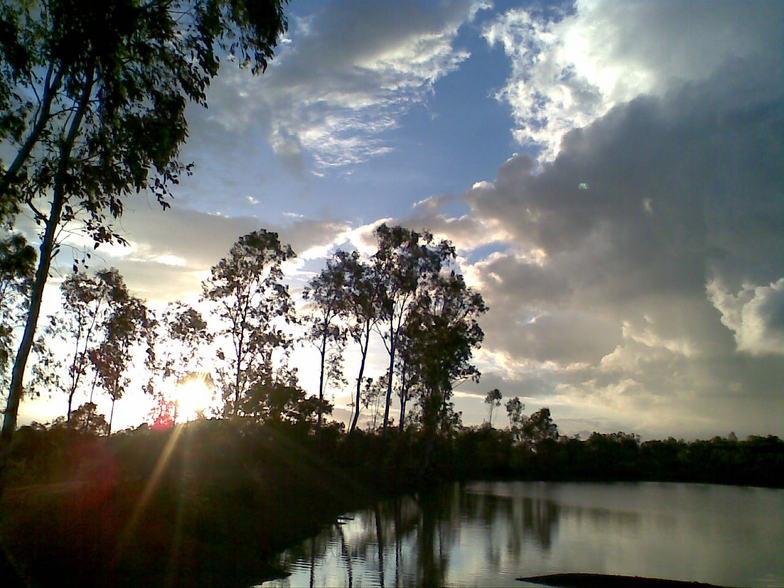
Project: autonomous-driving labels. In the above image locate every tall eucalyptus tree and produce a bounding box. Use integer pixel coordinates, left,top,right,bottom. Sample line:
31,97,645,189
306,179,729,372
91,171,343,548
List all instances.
302,253,348,430
202,229,295,416
0,0,288,453
405,271,486,461
42,268,128,421
88,292,154,433
371,224,455,431
335,250,379,433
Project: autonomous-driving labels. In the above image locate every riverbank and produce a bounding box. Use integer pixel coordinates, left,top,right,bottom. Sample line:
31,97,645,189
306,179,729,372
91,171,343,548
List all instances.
1,420,781,586
0,420,419,587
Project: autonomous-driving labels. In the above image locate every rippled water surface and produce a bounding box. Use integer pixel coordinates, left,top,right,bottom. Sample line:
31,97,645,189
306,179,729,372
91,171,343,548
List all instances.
260,481,784,587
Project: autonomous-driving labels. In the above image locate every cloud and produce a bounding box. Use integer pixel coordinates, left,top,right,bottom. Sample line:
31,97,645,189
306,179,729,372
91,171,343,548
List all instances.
201,0,490,170
485,0,784,160
79,204,350,302
708,278,784,356
433,11,784,436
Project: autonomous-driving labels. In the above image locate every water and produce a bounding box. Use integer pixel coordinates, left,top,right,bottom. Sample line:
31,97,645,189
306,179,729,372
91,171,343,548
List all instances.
260,481,784,587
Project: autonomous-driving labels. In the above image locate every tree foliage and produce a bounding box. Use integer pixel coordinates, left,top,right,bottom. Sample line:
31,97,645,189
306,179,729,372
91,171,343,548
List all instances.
484,388,502,427
371,224,455,431
202,229,295,415
404,271,486,440
0,234,35,384
521,407,559,449
147,301,211,415
505,396,524,441
332,250,380,433
0,0,289,453
302,253,348,430
88,285,154,433
41,268,130,421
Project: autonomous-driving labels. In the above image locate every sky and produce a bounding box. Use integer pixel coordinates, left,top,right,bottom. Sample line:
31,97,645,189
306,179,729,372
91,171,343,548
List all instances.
18,0,784,439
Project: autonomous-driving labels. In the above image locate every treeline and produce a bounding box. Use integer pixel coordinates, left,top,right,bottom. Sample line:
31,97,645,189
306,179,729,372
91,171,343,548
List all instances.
450,424,784,488
1,224,486,446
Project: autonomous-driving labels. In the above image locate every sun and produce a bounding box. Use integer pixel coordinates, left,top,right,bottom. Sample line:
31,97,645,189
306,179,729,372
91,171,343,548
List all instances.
173,374,214,422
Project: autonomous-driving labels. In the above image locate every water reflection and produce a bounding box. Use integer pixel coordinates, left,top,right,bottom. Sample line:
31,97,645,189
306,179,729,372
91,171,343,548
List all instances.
261,482,784,588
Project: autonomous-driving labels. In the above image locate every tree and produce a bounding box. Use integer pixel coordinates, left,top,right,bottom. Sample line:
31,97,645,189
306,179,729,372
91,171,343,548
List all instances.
41,268,127,421
1,0,288,458
521,407,559,449
334,251,379,433
51,401,109,435
88,290,154,433
505,396,524,441
239,375,331,430
371,224,455,431
0,234,35,386
202,229,295,415
484,388,502,428
392,322,419,432
302,254,348,430
405,271,486,452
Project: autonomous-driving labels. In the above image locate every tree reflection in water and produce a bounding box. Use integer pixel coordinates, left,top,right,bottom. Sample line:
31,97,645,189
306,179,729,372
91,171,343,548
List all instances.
260,481,782,588
266,482,566,587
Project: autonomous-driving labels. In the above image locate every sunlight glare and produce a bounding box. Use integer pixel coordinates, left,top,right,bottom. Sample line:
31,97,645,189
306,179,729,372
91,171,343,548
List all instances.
174,375,213,422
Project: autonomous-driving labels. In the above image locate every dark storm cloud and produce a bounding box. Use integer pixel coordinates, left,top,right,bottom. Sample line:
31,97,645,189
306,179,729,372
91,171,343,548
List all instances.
441,49,784,436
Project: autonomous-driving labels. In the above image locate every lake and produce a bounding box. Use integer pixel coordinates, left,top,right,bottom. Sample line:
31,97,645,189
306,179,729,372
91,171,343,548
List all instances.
260,481,784,588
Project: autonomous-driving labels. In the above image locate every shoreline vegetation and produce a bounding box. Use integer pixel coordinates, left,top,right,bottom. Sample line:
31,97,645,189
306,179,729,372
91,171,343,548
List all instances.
0,418,781,586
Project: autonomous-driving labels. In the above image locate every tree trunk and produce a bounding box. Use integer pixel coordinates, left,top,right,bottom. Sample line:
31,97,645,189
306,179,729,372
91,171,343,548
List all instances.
233,350,242,416
350,328,370,433
2,196,63,449
398,366,409,432
317,327,328,431
67,389,76,423
108,396,116,435
382,319,395,431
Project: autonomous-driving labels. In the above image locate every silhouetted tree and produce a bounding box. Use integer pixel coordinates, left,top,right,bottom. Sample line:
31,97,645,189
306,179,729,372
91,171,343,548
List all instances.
148,301,211,415
393,323,420,431
1,0,289,460
302,253,349,430
484,388,502,427
0,234,35,386
240,375,331,429
522,408,559,449
334,251,379,433
40,269,127,421
89,291,154,433
51,401,109,435
202,230,295,415
405,271,486,461
505,396,525,441
372,224,455,431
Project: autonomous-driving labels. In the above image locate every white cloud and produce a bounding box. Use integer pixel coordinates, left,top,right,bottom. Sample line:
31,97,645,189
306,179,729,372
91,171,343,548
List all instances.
485,0,784,160
203,0,490,170
708,278,784,356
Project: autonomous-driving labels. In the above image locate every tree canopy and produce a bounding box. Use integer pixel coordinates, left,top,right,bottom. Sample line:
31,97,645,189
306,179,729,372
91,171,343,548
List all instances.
0,0,289,455
202,229,295,416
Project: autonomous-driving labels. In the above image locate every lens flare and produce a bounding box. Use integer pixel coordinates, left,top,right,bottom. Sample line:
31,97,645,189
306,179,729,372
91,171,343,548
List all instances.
173,375,213,421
